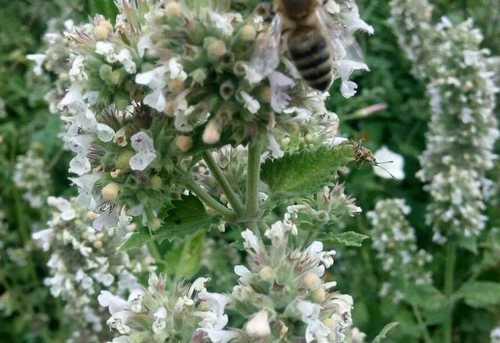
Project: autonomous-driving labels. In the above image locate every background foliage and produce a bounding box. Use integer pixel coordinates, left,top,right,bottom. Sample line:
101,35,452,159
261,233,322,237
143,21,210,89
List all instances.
0,0,498,342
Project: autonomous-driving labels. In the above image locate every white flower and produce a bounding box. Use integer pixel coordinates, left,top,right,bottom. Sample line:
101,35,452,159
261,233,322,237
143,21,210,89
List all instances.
117,49,136,74
209,12,234,36
337,60,369,98
491,327,500,343
373,146,405,180
234,265,252,284
27,54,46,76
152,307,167,333
47,196,76,221
129,132,157,171
97,123,115,142
69,55,87,81
69,154,92,176
138,35,153,58
167,58,187,81
240,91,261,114
96,41,117,63
98,290,129,314
128,289,144,313
32,229,54,251
245,310,271,338
241,229,261,255
269,72,295,113
135,66,168,111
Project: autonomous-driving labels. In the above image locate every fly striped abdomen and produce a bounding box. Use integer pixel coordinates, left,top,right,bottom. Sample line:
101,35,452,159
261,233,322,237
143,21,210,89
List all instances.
288,29,333,92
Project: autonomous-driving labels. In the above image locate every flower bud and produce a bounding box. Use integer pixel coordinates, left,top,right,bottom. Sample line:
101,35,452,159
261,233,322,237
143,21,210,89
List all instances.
99,64,113,83
94,19,113,40
151,176,162,190
258,266,274,282
245,310,271,338
311,288,327,303
260,86,272,103
116,150,135,170
240,24,256,42
202,118,222,145
93,240,103,249
101,182,120,201
150,218,161,231
87,211,98,221
302,272,321,290
165,1,182,17
233,61,247,77
205,38,226,60
176,135,193,152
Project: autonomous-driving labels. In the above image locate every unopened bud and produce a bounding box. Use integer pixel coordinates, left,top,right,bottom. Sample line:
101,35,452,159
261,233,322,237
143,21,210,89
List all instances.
202,118,222,145
110,169,121,178
116,150,134,170
151,176,162,190
259,266,274,282
206,38,226,60
311,288,327,303
240,24,256,42
245,310,271,338
150,218,161,231
127,223,137,232
302,272,321,290
94,19,113,40
260,86,272,103
87,211,98,221
165,1,182,17
176,135,193,152
93,240,103,249
101,182,120,201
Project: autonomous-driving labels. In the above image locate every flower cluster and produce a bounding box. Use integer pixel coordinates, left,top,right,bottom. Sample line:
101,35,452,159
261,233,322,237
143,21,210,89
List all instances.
367,199,433,303
33,0,373,230
292,184,362,233
230,211,358,342
390,0,499,243
13,147,51,208
32,197,155,342
99,273,235,343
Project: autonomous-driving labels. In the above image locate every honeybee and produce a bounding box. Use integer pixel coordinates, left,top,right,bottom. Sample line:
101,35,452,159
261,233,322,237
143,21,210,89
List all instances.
250,0,361,92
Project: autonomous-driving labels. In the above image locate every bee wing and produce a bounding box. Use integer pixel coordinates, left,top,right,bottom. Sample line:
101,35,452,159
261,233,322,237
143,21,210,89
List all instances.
247,15,283,84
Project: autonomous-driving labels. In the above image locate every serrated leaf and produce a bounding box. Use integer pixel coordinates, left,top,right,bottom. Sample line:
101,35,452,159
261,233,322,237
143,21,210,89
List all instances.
402,284,446,311
261,144,355,196
177,231,205,278
373,322,399,343
119,230,151,251
458,281,500,308
87,0,118,20
325,231,369,247
156,195,214,242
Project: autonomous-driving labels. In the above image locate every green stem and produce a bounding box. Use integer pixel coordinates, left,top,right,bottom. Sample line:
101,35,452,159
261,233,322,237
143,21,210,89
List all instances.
444,242,457,343
246,135,262,230
203,151,245,215
184,177,236,218
411,303,433,343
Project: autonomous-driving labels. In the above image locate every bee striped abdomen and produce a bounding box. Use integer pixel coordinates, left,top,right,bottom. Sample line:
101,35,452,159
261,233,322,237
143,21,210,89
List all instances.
288,30,333,92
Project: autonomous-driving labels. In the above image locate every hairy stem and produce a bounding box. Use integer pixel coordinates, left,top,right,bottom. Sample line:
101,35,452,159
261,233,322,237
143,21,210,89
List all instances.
246,134,262,230
411,303,433,343
184,177,236,218
444,242,457,343
203,151,245,215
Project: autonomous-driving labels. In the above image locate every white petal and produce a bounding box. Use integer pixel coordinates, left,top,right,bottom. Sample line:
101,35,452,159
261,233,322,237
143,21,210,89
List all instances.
69,154,91,175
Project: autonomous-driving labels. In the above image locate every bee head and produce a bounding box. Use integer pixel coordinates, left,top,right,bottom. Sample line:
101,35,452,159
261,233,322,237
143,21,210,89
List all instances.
279,0,318,20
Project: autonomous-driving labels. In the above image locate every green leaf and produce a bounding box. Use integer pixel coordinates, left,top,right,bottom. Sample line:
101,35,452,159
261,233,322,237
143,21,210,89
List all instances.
119,230,150,251
164,231,205,279
372,322,399,343
156,195,214,242
325,231,369,247
261,144,355,196
402,284,446,311
457,281,500,308
87,0,118,20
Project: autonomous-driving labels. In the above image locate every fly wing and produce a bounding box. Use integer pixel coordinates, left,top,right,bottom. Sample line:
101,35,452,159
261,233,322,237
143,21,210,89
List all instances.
247,15,283,84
